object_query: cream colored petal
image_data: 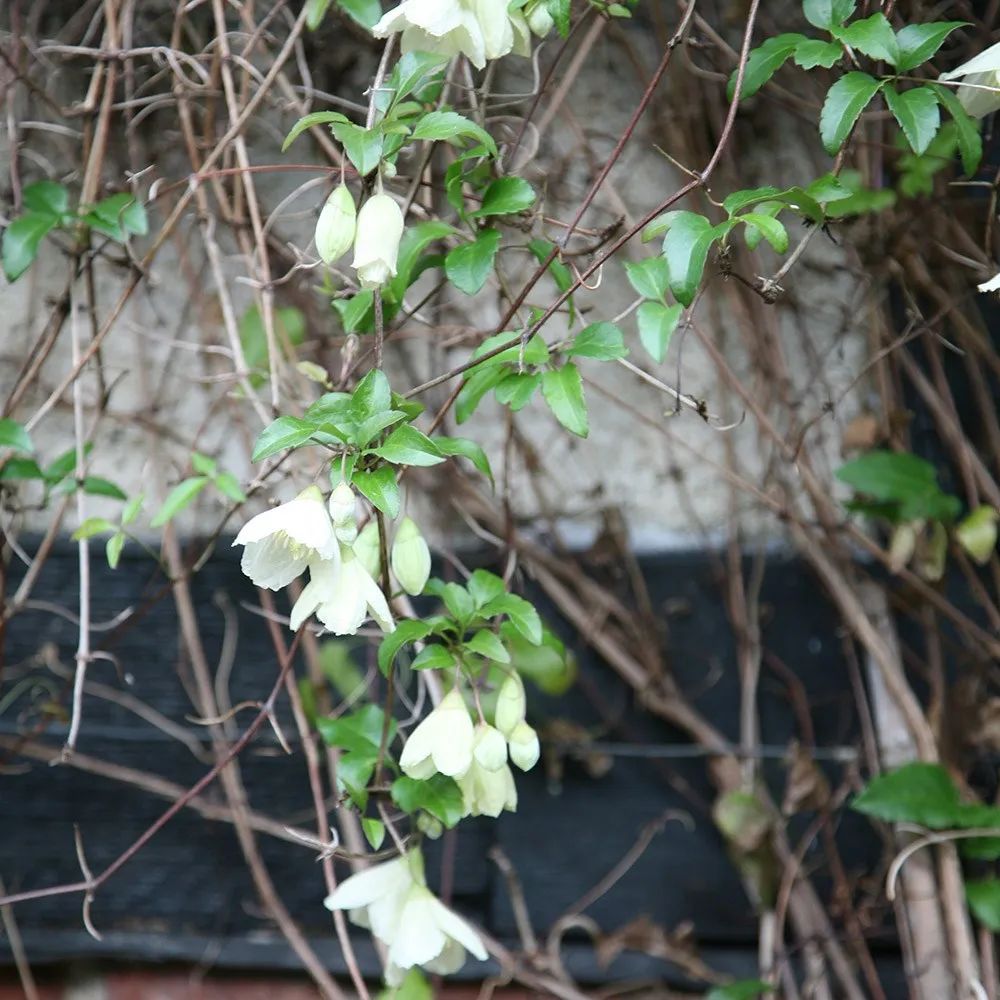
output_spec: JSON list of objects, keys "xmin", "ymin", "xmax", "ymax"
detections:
[
  {"xmin": 240, "ymin": 536, "xmax": 308, "ymax": 591},
  {"xmin": 429, "ymin": 896, "xmax": 488, "ymax": 960},
  {"xmin": 324, "ymin": 856, "xmax": 411, "ymax": 911},
  {"xmin": 979, "ymin": 270, "xmax": 1000, "ymax": 293},
  {"xmin": 473, "ymin": 723, "xmax": 508, "ymax": 771},
  {"xmin": 474, "ymin": 0, "xmax": 513, "ymax": 58},
  {"xmin": 940, "ymin": 42, "xmax": 1000, "ymax": 81},
  {"xmin": 423, "ymin": 937, "xmax": 467, "ymax": 976},
  {"xmin": 388, "ymin": 890, "xmax": 447, "ymax": 969}
]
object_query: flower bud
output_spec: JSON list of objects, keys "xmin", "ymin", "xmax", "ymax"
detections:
[
  {"xmin": 507, "ymin": 721, "xmax": 540, "ymax": 771},
  {"xmin": 390, "ymin": 517, "xmax": 431, "ymax": 596},
  {"xmin": 525, "ymin": 1, "xmax": 553, "ymax": 37},
  {"xmin": 315, "ymin": 184, "xmax": 357, "ymax": 265},
  {"xmin": 956, "ymin": 505, "xmax": 999, "ymax": 565},
  {"xmin": 473, "ymin": 723, "xmax": 508, "ymax": 772},
  {"xmin": 888, "ymin": 523, "xmax": 916, "ymax": 574},
  {"xmin": 416, "ymin": 812, "xmax": 444, "ymax": 840},
  {"xmin": 329, "ymin": 481, "xmax": 357, "ymax": 529},
  {"xmin": 353, "ymin": 521, "xmax": 382, "ymax": 579},
  {"xmin": 494, "ymin": 672, "xmax": 526, "ymax": 738},
  {"xmin": 352, "ymin": 193, "xmax": 404, "ymax": 288}
]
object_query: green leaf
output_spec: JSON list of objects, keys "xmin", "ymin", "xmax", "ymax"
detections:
[
  {"xmin": 354, "ymin": 410, "xmax": 406, "ymax": 448},
  {"xmin": 361, "ymin": 817, "xmax": 386, "ymax": 850},
  {"xmin": 305, "ymin": 0, "xmax": 332, "ymax": 29},
  {"xmin": 445, "ymin": 229, "xmax": 500, "ymax": 295},
  {"xmin": 526, "ymin": 238, "xmax": 574, "ymax": 294},
  {"xmin": 803, "ymin": 0, "xmax": 855, "ymax": 30},
  {"xmin": 637, "ymin": 301, "xmax": 682, "ymax": 364},
  {"xmin": 333, "ymin": 291, "xmax": 374, "ymax": 335},
  {"xmin": 706, "ymin": 981, "xmax": 773, "ymax": 1000},
  {"xmin": 375, "ymin": 424, "xmax": 445, "ymax": 467},
  {"xmin": 495, "ymin": 372, "xmax": 541, "ymax": 410},
  {"xmin": 434, "ymin": 435, "xmax": 494, "ymax": 483},
  {"xmin": 727, "ymin": 34, "xmax": 806, "ymax": 101},
  {"xmin": 852, "ymin": 763, "xmax": 961, "ymax": 826},
  {"xmin": 0, "ymin": 457, "xmax": 44, "ymax": 481},
  {"xmin": 330, "ymin": 121, "xmax": 384, "ymax": 177},
  {"xmin": 0, "ymin": 419, "xmax": 33, "ymax": 454},
  {"xmin": 502, "ymin": 623, "xmax": 576, "ymax": 695},
  {"xmin": 251, "ymin": 415, "xmax": 317, "ymax": 462},
  {"xmin": 836, "ymin": 14, "xmax": 899, "ymax": 65},
  {"xmin": 411, "ymin": 111, "xmax": 497, "ymax": 157},
  {"xmin": 806, "ymin": 173, "xmax": 854, "ymax": 203},
  {"xmin": 566, "ymin": 322, "xmax": 627, "ymax": 361},
  {"xmin": 378, "ymin": 619, "xmax": 434, "ymax": 675},
  {"xmin": 884, "ymin": 84, "xmax": 940, "ymax": 156},
  {"xmin": 895, "ymin": 22, "xmax": 966, "ymax": 73},
  {"xmin": 316, "ymin": 704, "xmax": 396, "ymax": 754},
  {"xmin": 722, "ymin": 187, "xmax": 783, "ymax": 218},
  {"xmin": 338, "ymin": 750, "xmax": 378, "ymax": 809},
  {"xmin": 72, "ymin": 517, "xmax": 117, "ymax": 540},
  {"xmin": 353, "ymin": 465, "xmax": 400, "ymax": 518},
  {"xmin": 43, "ymin": 444, "xmax": 90, "ymax": 483},
  {"xmin": 81, "ymin": 476, "xmax": 127, "ymax": 500},
  {"xmin": 472, "ymin": 177, "xmax": 536, "ymax": 218},
  {"xmin": 480, "ymin": 593, "xmax": 543, "ymax": 644},
  {"xmin": 465, "ymin": 629, "xmax": 510, "ymax": 663},
  {"xmin": 150, "ymin": 476, "xmax": 209, "ymax": 527},
  {"xmin": 351, "ymin": 369, "xmax": 392, "ymax": 420},
  {"xmin": 467, "ymin": 569, "xmax": 506, "ymax": 608},
  {"xmin": 456, "ymin": 365, "xmax": 507, "ymax": 423},
  {"xmin": 794, "ymin": 39, "xmax": 843, "ymax": 70},
  {"xmin": 121, "ymin": 494, "xmax": 144, "ymax": 525},
  {"xmin": 239, "ymin": 305, "xmax": 306, "ymax": 378},
  {"xmin": 836, "ymin": 450, "xmax": 961, "ymax": 522},
  {"xmin": 967, "ymin": 879, "xmax": 1000, "ymax": 931},
  {"xmin": 281, "ymin": 110, "xmax": 350, "ymax": 151},
  {"xmin": 819, "ymin": 72, "xmax": 882, "ymax": 154},
  {"xmin": 214, "ymin": 471, "xmax": 247, "ymax": 503},
  {"xmin": 386, "ymin": 52, "xmax": 449, "ymax": 106},
  {"xmin": 432, "ymin": 581, "xmax": 475, "ymax": 622},
  {"xmin": 84, "ymin": 193, "xmax": 148, "ymax": 240},
  {"xmin": 336, "ymin": 0, "xmax": 382, "ymax": 28},
  {"xmin": 3, "ymin": 212, "xmax": 58, "ymax": 281},
  {"xmin": 623, "ymin": 257, "xmax": 670, "ymax": 300},
  {"xmin": 471, "ymin": 331, "xmax": 549, "ymax": 368},
  {"xmin": 740, "ymin": 212, "xmax": 789, "ymax": 253},
  {"xmin": 23, "ymin": 181, "xmax": 69, "ymax": 218},
  {"xmin": 932, "ymin": 84, "xmax": 983, "ymax": 176},
  {"xmin": 191, "ymin": 452, "xmax": 216, "ymax": 476},
  {"xmin": 410, "ymin": 644, "xmax": 456, "ymax": 671},
  {"xmin": 106, "ymin": 532, "xmax": 125, "ymax": 569},
  {"xmin": 661, "ymin": 211, "xmax": 718, "ymax": 307},
  {"xmin": 376, "ymin": 969, "xmax": 432, "ymax": 1000},
  {"xmin": 387, "ymin": 220, "xmax": 455, "ymax": 300},
  {"xmin": 391, "ymin": 774, "xmax": 465, "ymax": 828},
  {"xmin": 542, "ymin": 364, "xmax": 588, "ymax": 438},
  {"xmin": 546, "ymin": 0, "xmax": 571, "ymax": 36}
]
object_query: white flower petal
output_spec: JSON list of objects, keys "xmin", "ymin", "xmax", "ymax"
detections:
[
  {"xmin": 388, "ymin": 890, "xmax": 447, "ymax": 969},
  {"xmin": 979, "ymin": 270, "xmax": 1000, "ymax": 293},
  {"xmin": 429, "ymin": 897, "xmax": 488, "ymax": 961},
  {"xmin": 240, "ymin": 535, "xmax": 310, "ymax": 590},
  {"xmin": 423, "ymin": 937, "xmax": 467, "ymax": 976},
  {"xmin": 324, "ymin": 856, "xmax": 412, "ymax": 911},
  {"xmin": 940, "ymin": 42, "xmax": 1000, "ymax": 81}
]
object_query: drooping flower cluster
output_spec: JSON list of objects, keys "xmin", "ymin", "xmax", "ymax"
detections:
[
  {"xmin": 325, "ymin": 847, "xmax": 487, "ymax": 985},
  {"xmin": 234, "ymin": 483, "xmax": 406, "ymax": 635},
  {"xmin": 314, "ymin": 185, "xmax": 405, "ymax": 289},
  {"xmin": 399, "ymin": 674, "xmax": 540, "ymax": 818},
  {"xmin": 373, "ymin": 0, "xmax": 553, "ymax": 71}
]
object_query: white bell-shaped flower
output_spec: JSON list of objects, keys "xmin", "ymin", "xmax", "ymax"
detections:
[
  {"xmin": 399, "ymin": 687, "xmax": 474, "ymax": 779},
  {"xmin": 353, "ymin": 193, "xmax": 404, "ymax": 288},
  {"xmin": 493, "ymin": 671, "xmax": 526, "ymax": 737},
  {"xmin": 329, "ymin": 481, "xmax": 358, "ymax": 530},
  {"xmin": 290, "ymin": 545, "xmax": 395, "ymax": 635},
  {"xmin": 391, "ymin": 517, "xmax": 431, "ymax": 596},
  {"xmin": 374, "ymin": 0, "xmax": 487, "ymax": 69},
  {"xmin": 940, "ymin": 45, "xmax": 1000, "ymax": 118},
  {"xmin": 472, "ymin": 722, "xmax": 508, "ymax": 771},
  {"xmin": 325, "ymin": 848, "xmax": 487, "ymax": 986},
  {"xmin": 457, "ymin": 758, "xmax": 518, "ymax": 817},
  {"xmin": 232, "ymin": 486, "xmax": 338, "ymax": 590},
  {"xmin": 315, "ymin": 184, "xmax": 357, "ymax": 265},
  {"xmin": 507, "ymin": 719, "xmax": 540, "ymax": 771},
  {"xmin": 525, "ymin": 0, "xmax": 553, "ymax": 37},
  {"xmin": 354, "ymin": 520, "xmax": 383, "ymax": 578}
]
